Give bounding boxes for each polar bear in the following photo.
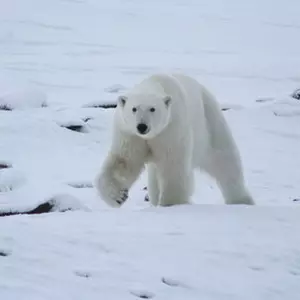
[95,73,254,207]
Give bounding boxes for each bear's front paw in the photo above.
[99,182,129,208]
[95,170,130,208]
[115,188,129,205]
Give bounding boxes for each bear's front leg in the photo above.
[95,133,148,208]
[157,158,193,207]
[95,153,145,208]
[95,154,129,207]
[146,163,160,206]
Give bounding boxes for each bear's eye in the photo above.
[132,107,137,113]
[150,107,155,112]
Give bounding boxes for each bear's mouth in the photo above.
[137,129,152,139]
[137,130,150,137]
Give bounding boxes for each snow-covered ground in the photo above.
[1,0,300,299]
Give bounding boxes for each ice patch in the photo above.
[0,88,47,110]
[0,168,26,192]
[104,84,126,94]
[48,193,90,212]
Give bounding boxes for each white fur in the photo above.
[95,73,254,207]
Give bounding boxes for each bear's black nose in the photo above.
[137,123,148,134]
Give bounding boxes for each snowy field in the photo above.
[1,0,300,299]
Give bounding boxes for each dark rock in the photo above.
[291,89,300,100]
[61,124,86,133]
[0,251,10,257]
[0,163,12,169]
[0,104,13,111]
[84,102,117,109]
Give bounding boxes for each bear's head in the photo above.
[117,93,172,139]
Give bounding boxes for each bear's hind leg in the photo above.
[199,86,254,205]
[203,150,254,205]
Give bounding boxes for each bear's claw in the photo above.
[115,189,128,205]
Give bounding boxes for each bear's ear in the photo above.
[118,95,127,107]
[163,95,172,107]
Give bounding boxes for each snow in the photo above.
[0,0,300,299]
[1,206,300,299]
